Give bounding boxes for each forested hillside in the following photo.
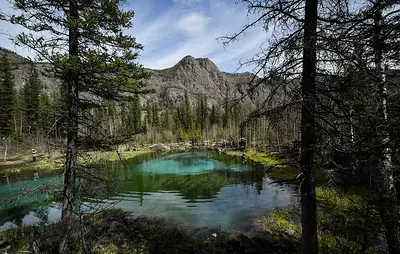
[0,47,296,147]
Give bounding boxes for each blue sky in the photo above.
[0,0,267,73]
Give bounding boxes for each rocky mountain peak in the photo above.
[175,55,220,73]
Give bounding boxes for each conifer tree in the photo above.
[131,94,142,133]
[23,63,41,135]
[184,91,192,130]
[0,54,15,137]
[7,1,149,251]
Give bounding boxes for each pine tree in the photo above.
[0,54,15,137]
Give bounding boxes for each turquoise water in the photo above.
[0,151,296,231]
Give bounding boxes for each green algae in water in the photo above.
[136,152,252,175]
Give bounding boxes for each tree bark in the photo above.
[59,1,79,253]
[300,0,318,253]
[373,2,400,252]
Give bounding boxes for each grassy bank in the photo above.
[0,149,153,177]
[228,149,300,181]
[0,152,64,176]
[228,149,327,182]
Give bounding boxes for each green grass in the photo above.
[316,186,366,216]
[0,160,64,176]
[228,149,284,166]
[228,149,302,181]
[0,150,153,177]
[82,150,153,163]
[254,208,301,240]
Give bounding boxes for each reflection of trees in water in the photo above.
[35,206,51,226]
[102,163,268,202]
[0,200,53,227]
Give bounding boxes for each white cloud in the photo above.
[173,0,203,5]
[176,12,210,38]
[139,1,267,72]
[0,0,270,73]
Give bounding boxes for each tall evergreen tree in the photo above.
[13,86,25,138]
[23,63,41,135]
[131,93,142,133]
[0,54,15,137]
[184,90,192,130]
[209,104,219,126]
[151,103,159,128]
[7,1,149,251]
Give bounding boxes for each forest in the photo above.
[0,0,399,253]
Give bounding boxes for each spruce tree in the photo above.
[209,104,218,126]
[0,54,15,137]
[131,93,142,133]
[7,1,149,251]
[151,103,159,128]
[184,91,192,130]
[23,63,41,135]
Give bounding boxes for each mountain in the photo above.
[144,55,264,106]
[1,48,263,106]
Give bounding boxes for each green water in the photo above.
[0,151,296,231]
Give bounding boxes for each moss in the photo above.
[228,149,301,182]
[268,166,299,181]
[316,186,366,216]
[228,149,284,166]
[255,208,301,240]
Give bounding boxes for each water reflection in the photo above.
[0,151,296,231]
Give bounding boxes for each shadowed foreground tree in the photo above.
[5,0,149,252]
[226,0,399,252]
[316,0,400,252]
[223,0,319,252]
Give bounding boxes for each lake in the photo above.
[0,151,297,231]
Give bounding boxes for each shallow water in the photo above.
[0,151,296,231]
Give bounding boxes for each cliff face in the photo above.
[144,55,264,106]
[0,47,59,94]
[1,48,263,106]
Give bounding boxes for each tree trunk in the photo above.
[373,2,400,252]
[3,138,8,162]
[300,0,318,253]
[59,1,79,253]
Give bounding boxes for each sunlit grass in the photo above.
[316,186,366,216]
[254,208,301,241]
